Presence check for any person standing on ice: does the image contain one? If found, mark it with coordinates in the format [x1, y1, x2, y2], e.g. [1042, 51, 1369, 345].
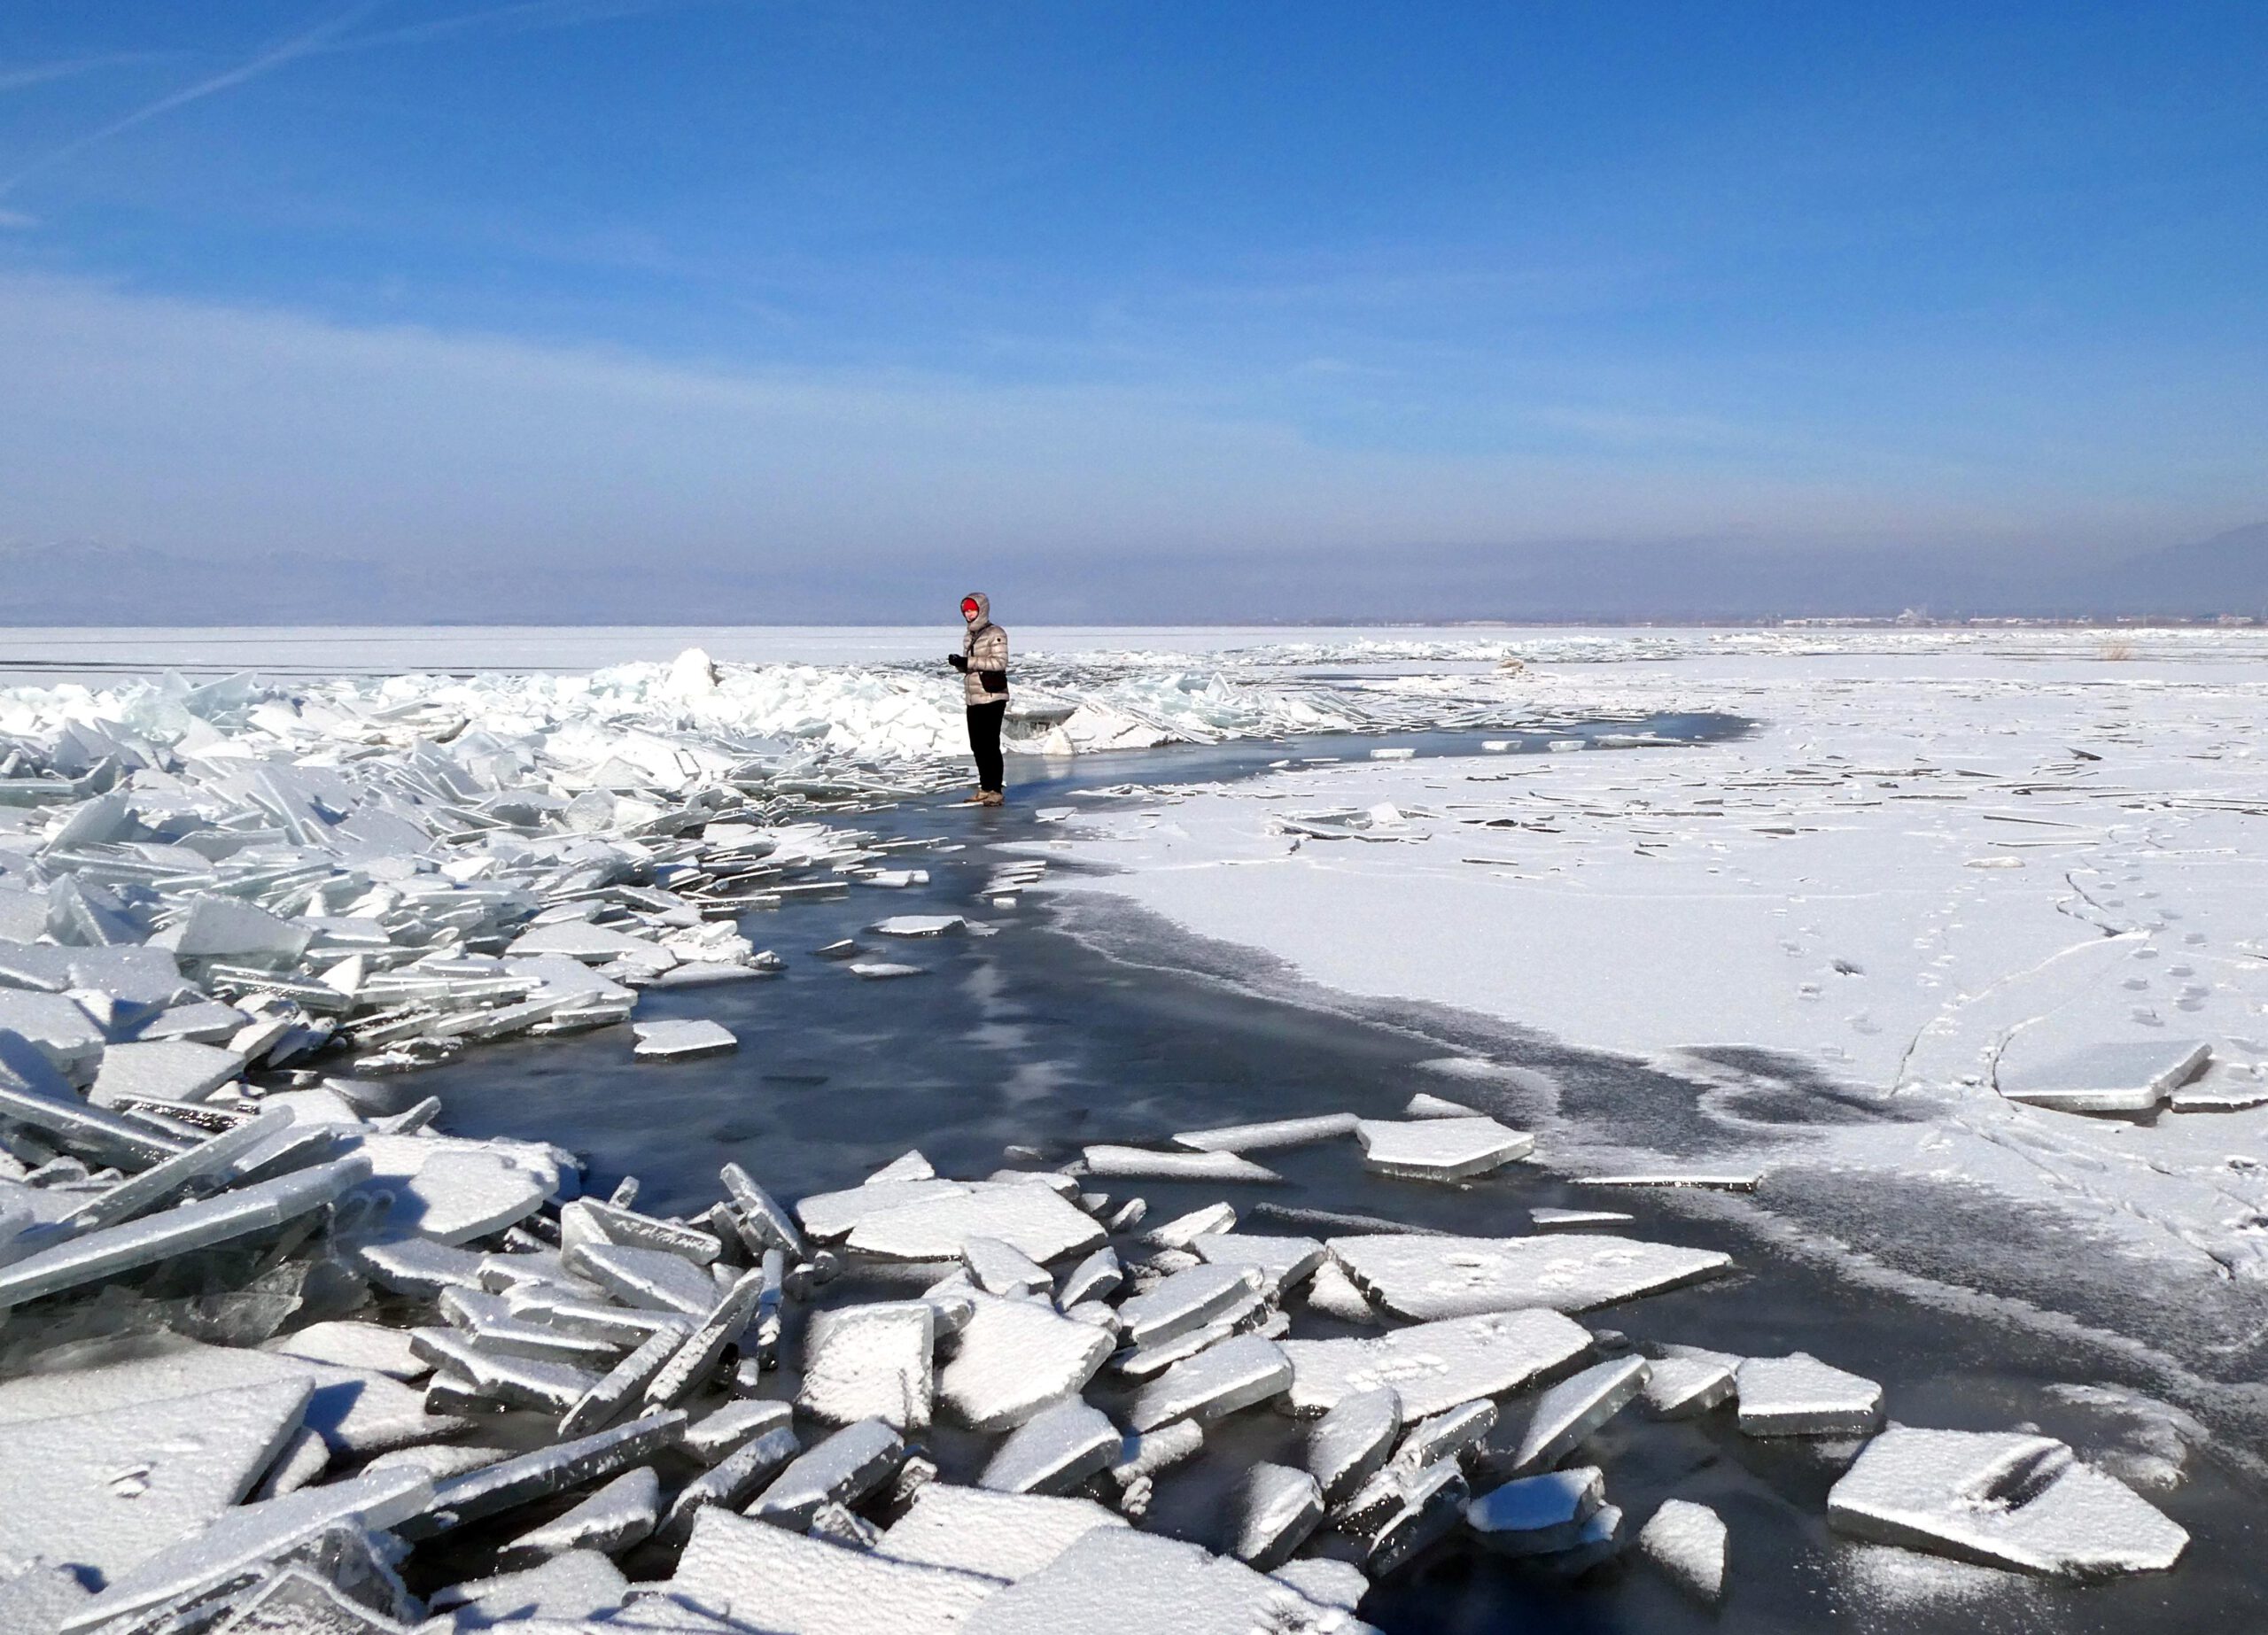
[949, 592, 1010, 805]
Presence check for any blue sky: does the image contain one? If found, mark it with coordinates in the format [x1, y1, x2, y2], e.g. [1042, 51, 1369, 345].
[0, 1, 2261, 599]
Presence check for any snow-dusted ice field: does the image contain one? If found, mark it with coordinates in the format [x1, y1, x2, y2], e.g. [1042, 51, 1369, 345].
[0, 623, 2261, 1632]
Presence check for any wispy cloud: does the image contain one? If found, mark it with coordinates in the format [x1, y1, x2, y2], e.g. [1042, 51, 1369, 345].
[0, 52, 171, 95]
[0, 0, 712, 201]
[0, 7, 376, 199]
[0, 210, 35, 230]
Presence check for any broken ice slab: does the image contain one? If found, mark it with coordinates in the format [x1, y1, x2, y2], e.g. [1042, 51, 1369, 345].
[60, 1466, 433, 1634]
[1301, 1259, 1379, 1324]
[1508, 1356, 1650, 1474]
[1530, 1207, 1633, 1228]
[673, 1507, 998, 1635]
[964, 1233, 1052, 1298]
[844, 1182, 1106, 1265]
[632, 1019, 738, 1061]
[796, 1176, 968, 1239]
[431, 1548, 629, 1625]
[412, 1329, 598, 1414]
[1637, 1499, 1726, 1604]
[396, 1409, 687, 1540]
[798, 1300, 938, 1429]
[1465, 1465, 1605, 1555]
[358, 1235, 487, 1299]
[1271, 1558, 1367, 1616]
[1998, 1040, 2213, 1114]
[0, 1152, 370, 1310]
[938, 1293, 1115, 1431]
[0, 1337, 467, 1459]
[1054, 1245, 1122, 1306]
[1355, 1117, 1534, 1182]
[0, 1056, 195, 1171]
[980, 1399, 1122, 1495]
[65, 1103, 293, 1231]
[1144, 1200, 1236, 1247]
[1118, 1263, 1266, 1350]
[211, 1564, 408, 1633]
[657, 1425, 802, 1546]
[1124, 1334, 1293, 1431]
[1228, 1463, 1325, 1570]
[641, 1267, 765, 1410]
[962, 1523, 1369, 1635]
[1640, 1348, 1738, 1419]
[1403, 1091, 1479, 1118]
[881, 1485, 1128, 1582]
[89, 1040, 245, 1107]
[1573, 1173, 1760, 1192]
[1307, 1386, 1402, 1506]
[1280, 1309, 1591, 1422]
[387, 1147, 550, 1245]
[749, 1417, 905, 1530]
[686, 1399, 793, 1464]
[0, 1377, 313, 1585]
[1190, 1233, 1325, 1296]
[507, 921, 678, 968]
[560, 1325, 690, 1438]
[0, 988, 113, 1073]
[720, 1162, 805, 1258]
[1736, 1352, 1883, 1437]
[870, 1151, 937, 1182]
[563, 1195, 725, 1263]
[1171, 1114, 1361, 1153]
[1327, 1233, 1730, 1321]
[156, 895, 315, 964]
[497, 1467, 662, 1569]
[1077, 1145, 1284, 1182]
[266, 1321, 429, 1381]
[848, 961, 927, 979]
[1828, 1425, 2187, 1575]
[1338, 1457, 1470, 1577]
[564, 1237, 722, 1316]
[1392, 1399, 1496, 1474]
[869, 915, 967, 937]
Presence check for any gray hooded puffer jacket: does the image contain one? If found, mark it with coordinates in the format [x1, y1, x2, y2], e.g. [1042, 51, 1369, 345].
[960, 592, 1009, 706]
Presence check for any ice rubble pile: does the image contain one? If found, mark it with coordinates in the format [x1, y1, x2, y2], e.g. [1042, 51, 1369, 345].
[0, 641, 1577, 780]
[0, 1070, 2193, 1630]
[0, 665, 989, 1090]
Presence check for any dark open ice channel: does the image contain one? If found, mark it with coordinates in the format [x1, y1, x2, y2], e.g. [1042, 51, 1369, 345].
[417, 714, 2268, 1631]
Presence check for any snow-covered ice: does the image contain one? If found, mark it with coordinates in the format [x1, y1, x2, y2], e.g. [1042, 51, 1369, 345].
[1355, 1116, 1534, 1181]
[1327, 1232, 1731, 1320]
[879, 1485, 1125, 1582]
[1638, 1499, 1728, 1602]
[1278, 1309, 1590, 1420]
[1465, 1465, 1606, 1555]
[936, 1294, 1115, 1431]
[1507, 1356, 1651, 1473]
[1828, 1425, 2187, 1575]
[1736, 1352, 1884, 1437]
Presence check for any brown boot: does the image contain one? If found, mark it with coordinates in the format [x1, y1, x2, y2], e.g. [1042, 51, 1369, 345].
[976, 789, 1006, 807]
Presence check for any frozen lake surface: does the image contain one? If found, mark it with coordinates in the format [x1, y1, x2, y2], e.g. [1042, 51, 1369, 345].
[419, 732, 2268, 1630]
[0, 623, 2262, 1630]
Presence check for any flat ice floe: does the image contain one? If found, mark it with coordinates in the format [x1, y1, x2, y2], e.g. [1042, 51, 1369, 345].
[1828, 1425, 2187, 1575]
[1327, 1232, 1731, 1319]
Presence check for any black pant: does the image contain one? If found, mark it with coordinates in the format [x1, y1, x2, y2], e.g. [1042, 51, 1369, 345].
[966, 701, 1006, 793]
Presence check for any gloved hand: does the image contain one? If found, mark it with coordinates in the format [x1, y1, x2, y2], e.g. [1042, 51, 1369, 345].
[947, 654, 967, 671]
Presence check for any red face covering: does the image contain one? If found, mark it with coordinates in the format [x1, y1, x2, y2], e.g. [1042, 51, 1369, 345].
[961, 600, 981, 616]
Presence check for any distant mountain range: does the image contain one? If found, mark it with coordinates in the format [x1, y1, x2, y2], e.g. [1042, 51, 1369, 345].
[0, 523, 2261, 625]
